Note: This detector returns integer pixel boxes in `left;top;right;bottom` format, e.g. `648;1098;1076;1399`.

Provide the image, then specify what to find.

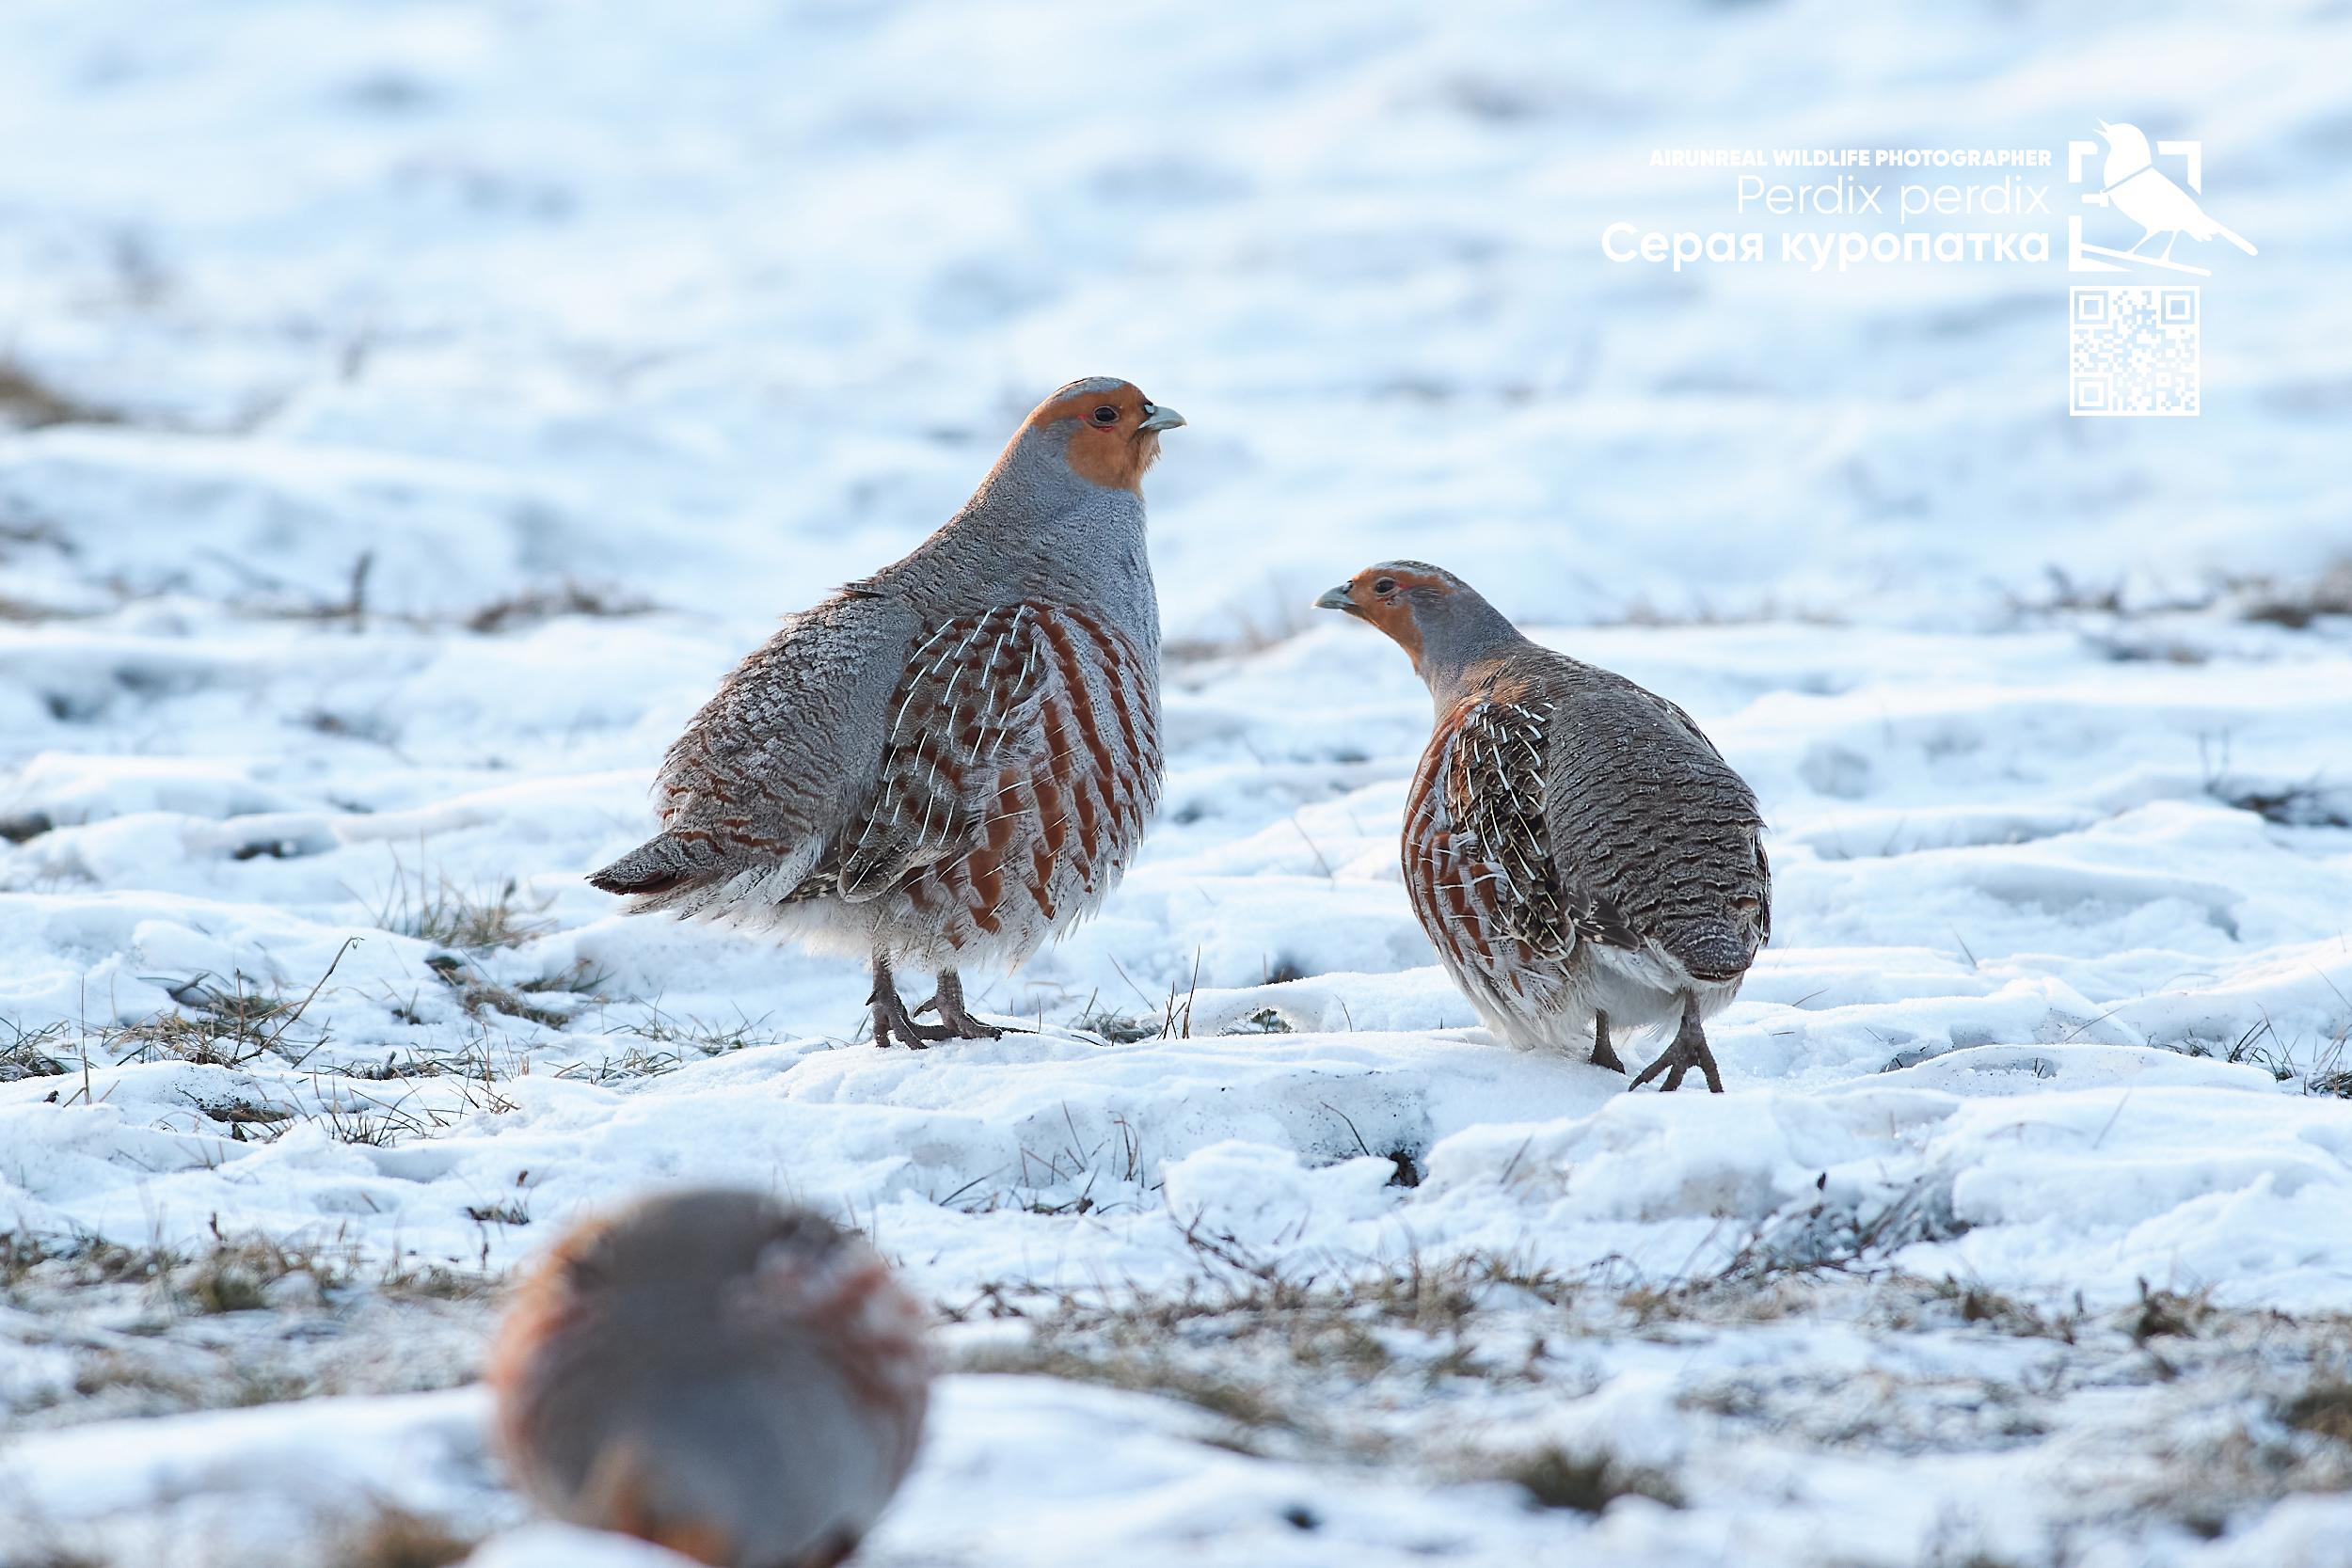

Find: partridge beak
1137;404;1185;433
1315;583;1361;617
2095;119;2112;135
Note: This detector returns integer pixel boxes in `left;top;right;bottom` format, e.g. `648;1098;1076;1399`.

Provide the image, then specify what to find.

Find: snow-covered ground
5;2;2351;1565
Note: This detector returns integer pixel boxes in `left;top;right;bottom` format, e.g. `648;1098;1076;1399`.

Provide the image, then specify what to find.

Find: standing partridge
1317;562;1771;1092
490;1189;931;1567
590;377;1181;1047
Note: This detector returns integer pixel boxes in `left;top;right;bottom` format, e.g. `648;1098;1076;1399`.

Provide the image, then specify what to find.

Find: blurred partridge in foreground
1317;562;1770;1092
491;1189;930;1567
591;377;1180;1046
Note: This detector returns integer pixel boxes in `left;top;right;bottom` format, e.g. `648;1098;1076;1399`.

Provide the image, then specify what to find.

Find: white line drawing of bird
2085;120;2257;262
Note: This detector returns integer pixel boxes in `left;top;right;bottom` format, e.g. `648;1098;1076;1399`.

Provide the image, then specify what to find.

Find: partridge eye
1091;404;1120;425
1373;577;1397;595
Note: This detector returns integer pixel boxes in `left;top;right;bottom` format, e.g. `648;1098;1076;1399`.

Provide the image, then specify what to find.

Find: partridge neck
1417;604;1535;710
903;467;1154;634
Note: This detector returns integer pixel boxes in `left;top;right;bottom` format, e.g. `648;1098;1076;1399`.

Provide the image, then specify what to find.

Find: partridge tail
2215;223;2257;256
1661;916;1755;985
589;832;728;912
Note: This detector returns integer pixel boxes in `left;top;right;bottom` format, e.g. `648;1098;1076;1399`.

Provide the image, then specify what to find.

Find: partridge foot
1589;1008;1627;1074
1629;994;1724;1094
914;969;1008;1041
869;957;955;1049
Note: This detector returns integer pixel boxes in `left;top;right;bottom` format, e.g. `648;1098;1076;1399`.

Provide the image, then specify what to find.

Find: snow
6;1;2352;1565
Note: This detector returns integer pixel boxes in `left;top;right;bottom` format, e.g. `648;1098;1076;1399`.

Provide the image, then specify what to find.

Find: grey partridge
1317;562;1771;1092
489;1189;930;1567
591;378;1181;1047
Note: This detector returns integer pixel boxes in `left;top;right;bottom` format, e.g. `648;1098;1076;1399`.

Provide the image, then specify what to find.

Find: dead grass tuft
1997;558;2352;639
962;1338;1295;1430
1069;1001;1158;1044
2175;1010;2352;1100
1486;1445;1682;1513
2284;1381;2352;1445
377;1257;492;1301
1609;1176;1967;1316
4;1230;343;1313
238;556;660;635
555;1004;780;1082
466;581;657;634
5;1227;490;1310
1917;1277;2080;1342
107;941;358;1071
178;1248;291;1314
115;977;311;1069
2233;560;2352;629
944;1232;1585;1439
2200;735;2352;831
2;1020;72;1082
2212;779;2352;830
375;865;550;953
0;1540;109;1568
329;1504;479;1568
0;359;122;429
2140;1404;2352;1538
2130;1279;2214;1345
441;975;575;1031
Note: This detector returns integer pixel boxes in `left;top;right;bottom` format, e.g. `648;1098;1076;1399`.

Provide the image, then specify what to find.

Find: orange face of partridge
1026;382;1181;491
1315;564;1455;677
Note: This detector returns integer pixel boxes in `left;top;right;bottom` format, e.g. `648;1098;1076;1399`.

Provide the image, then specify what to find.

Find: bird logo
2069;121;2256;277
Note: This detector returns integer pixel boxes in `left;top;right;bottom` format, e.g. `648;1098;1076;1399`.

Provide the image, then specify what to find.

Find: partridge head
1316;561;1531;704
1023;378;1185;491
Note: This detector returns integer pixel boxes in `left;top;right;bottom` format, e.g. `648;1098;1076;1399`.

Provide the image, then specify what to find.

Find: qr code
2070;286;2199;416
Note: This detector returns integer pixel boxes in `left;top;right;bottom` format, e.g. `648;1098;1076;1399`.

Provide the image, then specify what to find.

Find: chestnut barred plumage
1321;561;1770;1092
591;377;1180;1046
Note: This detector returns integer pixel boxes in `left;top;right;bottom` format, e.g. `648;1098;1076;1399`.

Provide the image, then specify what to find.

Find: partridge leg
1589;1008;1627;1073
1630;991;1725;1095
870;955;954;1049
915;969;1007;1041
